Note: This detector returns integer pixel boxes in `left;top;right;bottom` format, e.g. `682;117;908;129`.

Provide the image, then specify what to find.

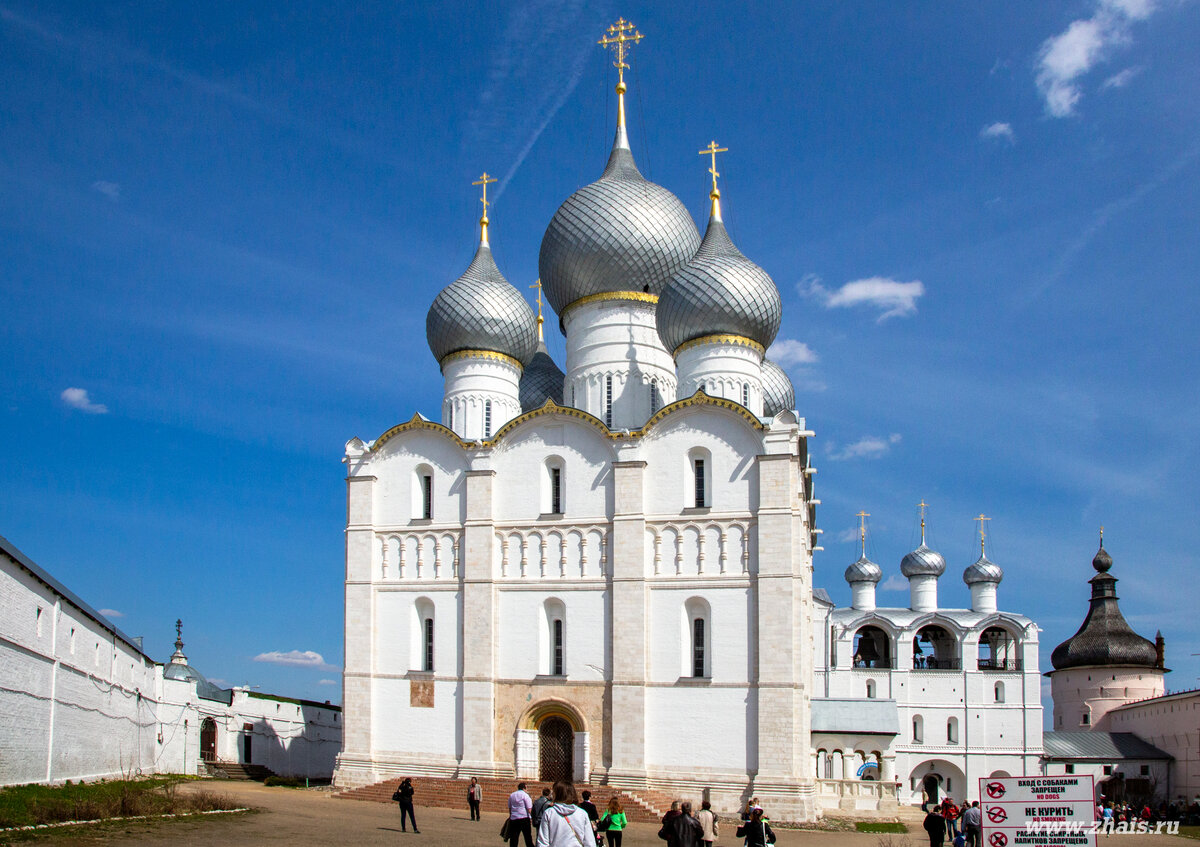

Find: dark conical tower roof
519;339;565;411
1050;543;1161;671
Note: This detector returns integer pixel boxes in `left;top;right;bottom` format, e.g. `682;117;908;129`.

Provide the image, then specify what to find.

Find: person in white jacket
536;781;595;847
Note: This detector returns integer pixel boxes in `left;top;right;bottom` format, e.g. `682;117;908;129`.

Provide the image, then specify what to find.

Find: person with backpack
533;787;554;834
735;807;776;846
599;797;627;847
696;800;719;846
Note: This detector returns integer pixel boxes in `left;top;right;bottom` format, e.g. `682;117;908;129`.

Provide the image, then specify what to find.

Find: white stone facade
1107;690;1200;802
335;397;820;819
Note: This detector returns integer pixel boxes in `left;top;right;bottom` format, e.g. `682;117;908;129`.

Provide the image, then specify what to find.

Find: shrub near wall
0;778;238;828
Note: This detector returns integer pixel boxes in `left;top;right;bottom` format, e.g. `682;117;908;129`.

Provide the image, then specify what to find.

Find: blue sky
1;1;1197;709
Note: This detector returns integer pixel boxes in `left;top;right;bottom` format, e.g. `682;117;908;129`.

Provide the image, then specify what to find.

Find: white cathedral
333;21;1044;819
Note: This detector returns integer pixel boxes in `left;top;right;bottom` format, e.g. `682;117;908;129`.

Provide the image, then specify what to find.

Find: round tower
1048;540;1167;731
426;178;537;440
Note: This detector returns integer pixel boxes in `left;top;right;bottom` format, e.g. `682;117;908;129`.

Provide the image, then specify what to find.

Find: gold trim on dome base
438;349;524;372
673;333;765;358
561;290;659;321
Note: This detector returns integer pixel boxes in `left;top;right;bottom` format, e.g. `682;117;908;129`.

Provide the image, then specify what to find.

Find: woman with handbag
536;781;594;847
599;797;627;847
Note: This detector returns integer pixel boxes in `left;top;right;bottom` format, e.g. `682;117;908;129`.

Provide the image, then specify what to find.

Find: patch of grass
1176;825;1200;840
0;778;239;829
857;821;909;833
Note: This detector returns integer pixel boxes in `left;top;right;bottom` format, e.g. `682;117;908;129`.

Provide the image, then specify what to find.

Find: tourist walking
661;801;683;845
942;799;960;839
600;797;627;847
508;782;534;847
665;801;704;847
535;781;593;847
735;807;776;846
393;777;419;834
468;777;483;821
923;806;946;847
961;801;982;847
533;787;553;832
696;799;719;846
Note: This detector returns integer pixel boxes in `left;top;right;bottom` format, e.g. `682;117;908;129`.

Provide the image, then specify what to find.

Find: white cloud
253;650;336;670
836;527;861;544
318;679;338;686
828;433;902;461
1035;1;1157;117
98;608;123;618
880;574;908;592
768;338;818;366
802;276;925;323
980;122;1016;143
1102;66;1141;89
91;180;120;201
61;387;108;414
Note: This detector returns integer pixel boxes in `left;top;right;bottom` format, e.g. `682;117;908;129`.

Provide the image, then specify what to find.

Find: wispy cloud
768;338;818;366
91;180;120;201
98;608;123;618
318;679;338;686
465;0;592;200
253;650;337;670
880;574;907;592
836;527;861;544
828;433;902;461
1102;66;1142;89
801;276;925;323
980;122;1016;143
61;387;108;414
1035;0;1157;118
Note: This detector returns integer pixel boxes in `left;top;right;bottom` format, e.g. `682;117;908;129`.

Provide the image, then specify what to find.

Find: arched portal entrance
924;774;941;805
200;717;217;762
538;716;573;783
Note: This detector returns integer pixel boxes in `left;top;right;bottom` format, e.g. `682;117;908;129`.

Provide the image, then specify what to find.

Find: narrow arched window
947;717;958;744
742;382;749;407
694;458;706;507
692;618;706;678
650;381;660;414
605;375;613;428
552;618;564;675
421;474;433;520
995;681;1005;703
423;616;434;672
550;466;562;514
866;679;876;699
447;403;454;431
484;400;492;439
913;714;924;743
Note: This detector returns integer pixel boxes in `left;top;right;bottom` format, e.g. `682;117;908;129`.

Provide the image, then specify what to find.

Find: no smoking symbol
987;807;1008;824
986;782;1007;799
989;833;1008;847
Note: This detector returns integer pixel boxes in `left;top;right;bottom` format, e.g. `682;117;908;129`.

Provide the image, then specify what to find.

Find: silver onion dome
656;215;782;355
761;358;796;417
963;553;1004;585
426;242;538;366
845;553;883;585
538;131;701;317
900;544;947;577
519;339;565;411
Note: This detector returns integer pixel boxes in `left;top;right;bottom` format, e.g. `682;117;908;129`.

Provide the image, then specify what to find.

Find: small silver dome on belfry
964;515;1003;584
845;553;882;585
901;501;946;577
657;144;782;356
426;175;538;367
760;358;795;417
538;22;700;318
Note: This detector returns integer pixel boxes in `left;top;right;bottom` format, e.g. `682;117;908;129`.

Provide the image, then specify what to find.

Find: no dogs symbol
987;807;1008;824
986;782;1007;799
989;833;1008;847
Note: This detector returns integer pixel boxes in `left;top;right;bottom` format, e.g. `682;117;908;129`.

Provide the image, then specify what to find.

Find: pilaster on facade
461;469;500;771
609;460;648;776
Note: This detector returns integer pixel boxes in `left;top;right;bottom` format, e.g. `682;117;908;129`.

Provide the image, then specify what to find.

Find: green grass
0;778;237;829
856;821;909;833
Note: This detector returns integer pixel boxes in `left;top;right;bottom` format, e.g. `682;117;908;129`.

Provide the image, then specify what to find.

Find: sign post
978;775;1096;847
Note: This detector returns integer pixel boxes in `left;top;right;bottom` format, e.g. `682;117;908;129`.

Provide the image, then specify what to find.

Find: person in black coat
394;777;419;834
735;807;776;846
923;808;946;847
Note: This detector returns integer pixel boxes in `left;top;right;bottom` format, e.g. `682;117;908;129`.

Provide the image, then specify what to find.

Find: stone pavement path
19;782;1151;847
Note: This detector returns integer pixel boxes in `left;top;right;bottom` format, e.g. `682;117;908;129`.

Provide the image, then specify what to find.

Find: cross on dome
699;140;729;220
598;18;644;132
529;278;544;341
856;510;870;556
472;172;497;246
975;513;991;555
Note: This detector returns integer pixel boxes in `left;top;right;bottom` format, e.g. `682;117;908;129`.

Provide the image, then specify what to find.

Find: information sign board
979;775;1096;847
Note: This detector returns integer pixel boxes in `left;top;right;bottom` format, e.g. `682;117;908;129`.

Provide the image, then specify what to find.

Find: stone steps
208;761;275;781
336;776;680;824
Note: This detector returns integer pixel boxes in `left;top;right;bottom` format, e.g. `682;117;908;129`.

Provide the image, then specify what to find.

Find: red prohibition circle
986;782;1007;799
987;807;1008;823
989;832;1008;847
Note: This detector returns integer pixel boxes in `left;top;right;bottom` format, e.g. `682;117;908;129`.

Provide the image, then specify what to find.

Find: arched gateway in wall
516;700;589;783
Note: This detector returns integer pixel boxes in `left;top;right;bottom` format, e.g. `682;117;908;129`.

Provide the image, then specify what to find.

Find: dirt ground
3;782;1182;846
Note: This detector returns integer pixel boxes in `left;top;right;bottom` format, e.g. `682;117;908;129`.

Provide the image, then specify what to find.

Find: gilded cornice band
561;290;659;322
673;333;765;358
438;349;524;372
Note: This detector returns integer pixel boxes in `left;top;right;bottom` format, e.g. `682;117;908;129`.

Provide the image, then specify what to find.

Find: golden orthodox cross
917;499;929;544
529;278;545;340
975;513;991;555
856;510;870;556
598;18;643;86
699;140;728;198
472;172;496;221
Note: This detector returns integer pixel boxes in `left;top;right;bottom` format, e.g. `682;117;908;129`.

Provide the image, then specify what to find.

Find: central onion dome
426;227;538;367
538;123;700;317
901;544;947;577
761;358;796;416
845;553;882;585
656;199;782;356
